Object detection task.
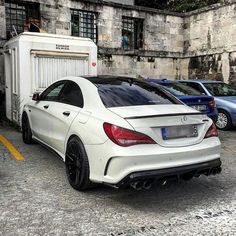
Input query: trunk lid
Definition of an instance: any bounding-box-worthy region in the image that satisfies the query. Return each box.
[108,104,209,147]
[177,95,214,113]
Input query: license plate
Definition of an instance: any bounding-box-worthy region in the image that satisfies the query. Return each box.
[192,105,207,111]
[162,125,198,140]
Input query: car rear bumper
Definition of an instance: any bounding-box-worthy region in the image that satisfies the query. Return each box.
[107,158,221,188]
[207,110,218,123]
[86,137,221,184]
[230,112,236,126]
[207,113,218,123]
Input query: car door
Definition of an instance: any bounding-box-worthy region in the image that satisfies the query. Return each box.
[29,81,67,145]
[46,81,84,154]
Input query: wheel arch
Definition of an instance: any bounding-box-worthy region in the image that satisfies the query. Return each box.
[21,108,33,129]
[65,134,85,157]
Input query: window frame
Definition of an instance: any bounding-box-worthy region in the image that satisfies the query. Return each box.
[122,16,144,50]
[5,1,40,39]
[71,8,98,43]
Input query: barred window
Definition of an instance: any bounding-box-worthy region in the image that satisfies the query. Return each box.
[122,16,144,50]
[71,9,98,43]
[5,1,40,39]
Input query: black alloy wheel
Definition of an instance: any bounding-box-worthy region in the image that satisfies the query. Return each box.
[65,137,92,190]
[22,113,34,144]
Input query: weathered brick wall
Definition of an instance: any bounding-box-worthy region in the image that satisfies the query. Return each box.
[182,2,236,83]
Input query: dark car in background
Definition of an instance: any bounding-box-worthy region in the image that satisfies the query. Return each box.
[147,79,218,122]
[179,80,236,130]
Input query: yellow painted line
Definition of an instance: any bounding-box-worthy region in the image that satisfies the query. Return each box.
[0,134,25,161]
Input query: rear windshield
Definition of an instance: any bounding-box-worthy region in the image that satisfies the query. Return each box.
[97,81,180,108]
[163,83,202,96]
[203,82,236,96]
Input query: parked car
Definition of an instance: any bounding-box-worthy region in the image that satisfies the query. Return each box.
[22,76,221,191]
[180,80,236,130]
[147,79,218,122]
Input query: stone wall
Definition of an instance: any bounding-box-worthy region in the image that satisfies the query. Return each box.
[96,4,184,79]
[183,2,236,83]
[0,0,185,81]
[1,0,236,85]
[98,55,181,79]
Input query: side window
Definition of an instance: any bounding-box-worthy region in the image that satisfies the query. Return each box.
[59,81,84,108]
[183,82,206,94]
[40,82,66,101]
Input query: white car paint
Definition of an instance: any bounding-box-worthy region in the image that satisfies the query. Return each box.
[23,76,221,187]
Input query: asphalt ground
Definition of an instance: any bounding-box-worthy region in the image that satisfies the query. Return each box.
[0,124,236,236]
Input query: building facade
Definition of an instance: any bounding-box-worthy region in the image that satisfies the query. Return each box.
[1,0,236,93]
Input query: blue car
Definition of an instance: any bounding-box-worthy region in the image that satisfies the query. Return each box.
[147,79,218,122]
[179,80,236,130]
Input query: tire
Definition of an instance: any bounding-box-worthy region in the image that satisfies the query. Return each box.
[216,110,232,131]
[22,113,34,144]
[65,137,93,191]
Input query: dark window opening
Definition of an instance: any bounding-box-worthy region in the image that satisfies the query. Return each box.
[59,81,84,108]
[5,1,40,39]
[71,9,98,43]
[122,16,144,50]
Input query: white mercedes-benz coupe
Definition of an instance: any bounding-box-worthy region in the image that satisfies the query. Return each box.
[22,76,221,190]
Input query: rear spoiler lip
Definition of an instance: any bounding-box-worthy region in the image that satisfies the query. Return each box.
[124,112,204,120]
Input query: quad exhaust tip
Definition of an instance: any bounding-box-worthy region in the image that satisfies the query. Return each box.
[130,180,154,190]
[129,166,222,190]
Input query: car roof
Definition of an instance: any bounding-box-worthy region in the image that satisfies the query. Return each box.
[181,80,224,84]
[147,79,178,84]
[83,75,153,85]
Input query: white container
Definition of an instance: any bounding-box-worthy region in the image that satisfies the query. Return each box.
[3,32,97,124]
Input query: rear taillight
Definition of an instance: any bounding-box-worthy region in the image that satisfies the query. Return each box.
[103,123,156,147]
[204,123,218,139]
[209,100,216,109]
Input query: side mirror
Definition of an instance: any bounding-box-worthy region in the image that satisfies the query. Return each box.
[32,92,40,101]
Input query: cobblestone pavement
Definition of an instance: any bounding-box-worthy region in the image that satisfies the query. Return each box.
[0,125,236,236]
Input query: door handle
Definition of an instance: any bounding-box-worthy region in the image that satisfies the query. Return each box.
[63,111,70,116]
[43,105,49,109]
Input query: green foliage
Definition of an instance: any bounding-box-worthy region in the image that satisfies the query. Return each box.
[135,0,223,12]
[168,0,221,12]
